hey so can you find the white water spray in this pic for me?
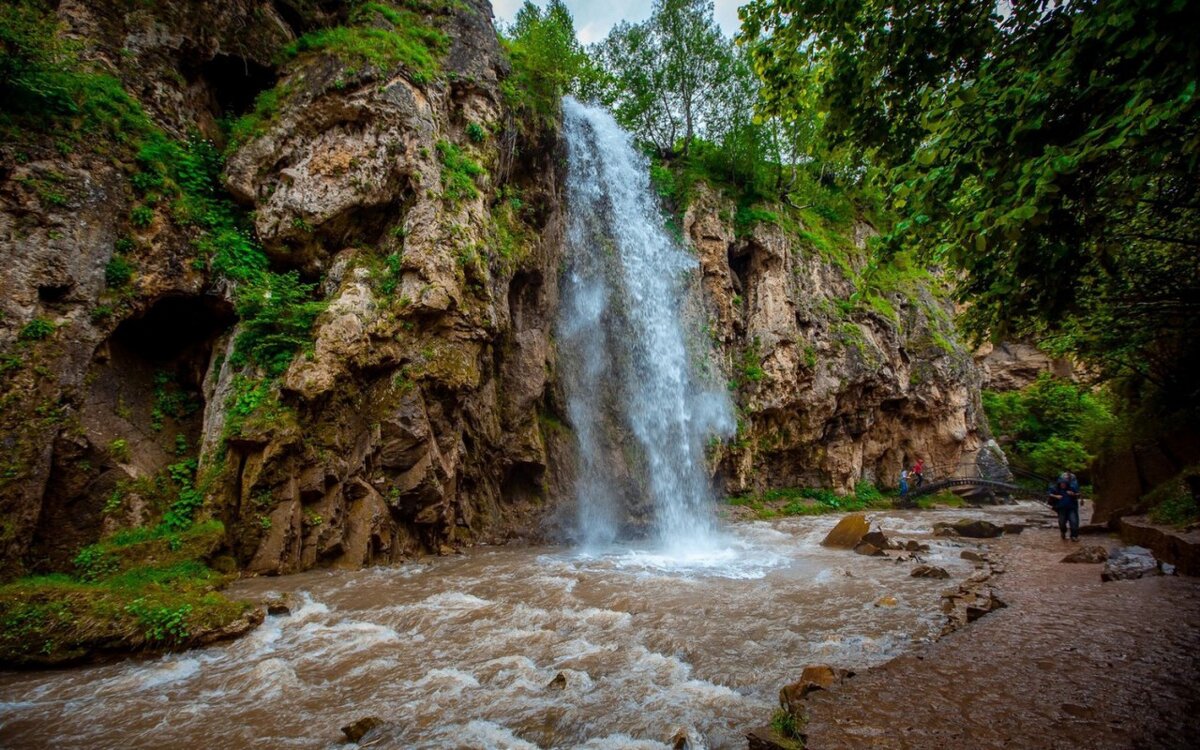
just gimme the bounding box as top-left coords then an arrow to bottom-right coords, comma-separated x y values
558,97 -> 734,554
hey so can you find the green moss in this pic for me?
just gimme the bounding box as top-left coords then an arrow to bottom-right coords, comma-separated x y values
283,3 -> 448,83
0,520 -> 245,666
436,140 -> 484,204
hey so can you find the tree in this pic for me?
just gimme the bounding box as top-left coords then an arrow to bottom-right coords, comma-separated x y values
593,0 -> 733,156
742,0 -> 1200,418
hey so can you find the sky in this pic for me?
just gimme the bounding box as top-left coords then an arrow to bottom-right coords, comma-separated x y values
490,0 -> 746,44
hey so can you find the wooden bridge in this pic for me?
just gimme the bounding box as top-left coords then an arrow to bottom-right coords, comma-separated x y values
908,476 -> 1045,501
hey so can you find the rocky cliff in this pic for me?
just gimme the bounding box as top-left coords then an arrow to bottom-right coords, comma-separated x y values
0,0 -> 569,578
683,185 -> 1004,495
0,0 -> 1000,584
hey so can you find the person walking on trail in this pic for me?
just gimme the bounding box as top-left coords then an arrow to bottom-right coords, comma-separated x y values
1048,474 -> 1081,541
899,468 -> 910,500
911,458 -> 925,488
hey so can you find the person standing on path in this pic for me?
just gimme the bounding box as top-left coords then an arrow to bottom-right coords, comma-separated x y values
1048,475 -> 1081,541
911,458 -> 925,488
899,468 -> 909,500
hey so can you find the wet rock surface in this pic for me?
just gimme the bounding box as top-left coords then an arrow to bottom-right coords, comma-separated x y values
934,519 -> 1005,538
1102,546 -> 1162,582
821,513 -> 870,548
803,523 -> 1200,749
1062,545 -> 1110,564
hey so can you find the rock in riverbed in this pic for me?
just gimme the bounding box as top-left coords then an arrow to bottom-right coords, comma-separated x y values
822,513 -> 870,548
1102,546 -> 1160,581
341,717 -> 384,743
1062,546 -> 1109,564
934,519 -> 1005,538
912,565 -> 951,579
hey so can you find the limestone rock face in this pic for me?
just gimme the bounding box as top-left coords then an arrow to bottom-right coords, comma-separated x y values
973,341 -> 1075,391
684,185 -> 1001,496
0,0 -> 570,576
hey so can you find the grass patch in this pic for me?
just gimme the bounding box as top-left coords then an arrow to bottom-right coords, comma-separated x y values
282,3 -> 448,84
0,520 -> 249,667
915,492 -> 967,509
728,483 -> 894,518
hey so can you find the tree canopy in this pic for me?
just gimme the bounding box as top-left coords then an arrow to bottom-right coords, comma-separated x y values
742,0 -> 1200,419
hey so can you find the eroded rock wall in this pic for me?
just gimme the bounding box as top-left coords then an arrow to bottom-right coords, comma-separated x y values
684,185 -> 1003,495
0,0 -> 569,577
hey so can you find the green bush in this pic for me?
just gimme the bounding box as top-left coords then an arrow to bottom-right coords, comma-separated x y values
104,255 -> 133,287
18,318 -> 55,340
983,373 -> 1114,479
231,271 -> 325,376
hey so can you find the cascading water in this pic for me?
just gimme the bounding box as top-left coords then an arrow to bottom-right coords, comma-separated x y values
558,97 -> 734,554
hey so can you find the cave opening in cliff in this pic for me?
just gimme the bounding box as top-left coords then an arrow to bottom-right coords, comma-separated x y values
199,54 -> 278,117
27,295 -> 237,571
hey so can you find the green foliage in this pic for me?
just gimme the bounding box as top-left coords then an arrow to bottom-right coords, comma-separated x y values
731,484 -> 893,517
107,438 -> 129,462
1145,472 -> 1200,527
983,374 -> 1115,478
18,318 -> 55,341
72,545 -> 119,582
104,255 -> 133,288
150,370 -> 200,431
466,122 -> 486,143
0,521 -> 242,665
230,272 -> 324,376
916,492 -> 967,510
745,0 -> 1200,432
124,599 -> 192,643
161,459 -> 203,531
283,3 -> 448,83
500,0 -> 603,127
771,708 -> 805,743
436,140 -> 484,204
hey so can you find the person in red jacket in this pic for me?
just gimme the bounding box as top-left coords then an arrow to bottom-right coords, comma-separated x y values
911,458 -> 925,488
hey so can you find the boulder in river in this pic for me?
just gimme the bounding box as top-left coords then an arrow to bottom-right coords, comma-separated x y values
341,717 -> 384,743
860,530 -> 897,550
670,728 -> 692,750
966,590 -> 1008,622
821,513 -> 870,548
933,519 -> 1005,538
1102,546 -> 1161,581
547,672 -> 567,690
911,564 -> 951,579
905,540 -> 930,552
961,549 -> 987,563
875,595 -> 899,607
779,665 -> 853,713
853,541 -> 886,556
1062,545 -> 1109,564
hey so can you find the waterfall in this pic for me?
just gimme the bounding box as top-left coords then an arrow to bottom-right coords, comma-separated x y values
558,96 -> 734,553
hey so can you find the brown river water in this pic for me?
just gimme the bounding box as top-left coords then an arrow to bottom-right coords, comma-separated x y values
1,505 -> 1051,749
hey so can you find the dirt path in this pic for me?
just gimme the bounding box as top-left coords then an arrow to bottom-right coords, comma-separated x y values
803,521 -> 1200,749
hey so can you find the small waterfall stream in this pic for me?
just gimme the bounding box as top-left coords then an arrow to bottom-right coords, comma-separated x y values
558,97 -> 733,552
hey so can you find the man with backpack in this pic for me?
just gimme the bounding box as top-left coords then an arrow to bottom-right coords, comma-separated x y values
1048,473 -> 1081,541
